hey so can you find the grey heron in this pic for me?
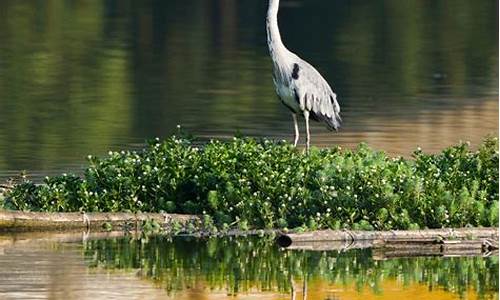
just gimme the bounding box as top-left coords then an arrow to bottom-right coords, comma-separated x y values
267,0 -> 341,151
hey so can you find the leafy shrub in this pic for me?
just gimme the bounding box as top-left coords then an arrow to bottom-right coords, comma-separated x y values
2,135 -> 498,230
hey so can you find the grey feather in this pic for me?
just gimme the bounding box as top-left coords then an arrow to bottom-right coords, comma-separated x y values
267,0 -> 341,132
291,59 -> 341,131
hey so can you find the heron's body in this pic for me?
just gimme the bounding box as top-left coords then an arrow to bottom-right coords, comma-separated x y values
267,0 -> 341,150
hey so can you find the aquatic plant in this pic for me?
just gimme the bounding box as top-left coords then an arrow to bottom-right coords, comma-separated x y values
2,135 -> 498,230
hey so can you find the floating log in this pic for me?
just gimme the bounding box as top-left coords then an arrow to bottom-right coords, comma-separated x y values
276,228 -> 499,248
285,240 -> 373,251
371,238 -> 493,259
0,211 -> 199,232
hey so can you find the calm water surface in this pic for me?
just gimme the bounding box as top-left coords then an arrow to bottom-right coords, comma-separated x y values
0,233 -> 497,300
0,0 -> 498,180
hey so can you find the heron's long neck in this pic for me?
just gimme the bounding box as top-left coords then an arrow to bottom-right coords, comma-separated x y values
267,0 -> 287,61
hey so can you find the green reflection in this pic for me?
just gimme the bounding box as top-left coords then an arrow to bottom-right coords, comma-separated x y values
83,236 -> 498,299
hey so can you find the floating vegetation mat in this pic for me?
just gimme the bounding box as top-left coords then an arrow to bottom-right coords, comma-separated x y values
1,135 -> 498,231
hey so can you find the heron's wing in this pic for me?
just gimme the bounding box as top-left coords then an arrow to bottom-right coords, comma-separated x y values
290,61 -> 341,131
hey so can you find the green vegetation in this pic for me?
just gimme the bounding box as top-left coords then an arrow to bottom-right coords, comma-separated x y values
85,235 -> 499,298
2,135 -> 498,231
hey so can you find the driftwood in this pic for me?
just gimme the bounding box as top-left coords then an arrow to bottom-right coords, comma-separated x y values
277,228 -> 499,248
277,228 -> 499,259
0,211 -> 199,232
285,240 -> 373,251
370,238 -> 498,260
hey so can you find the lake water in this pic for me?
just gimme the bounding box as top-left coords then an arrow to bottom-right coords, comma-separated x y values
0,2 -> 497,298
0,0 -> 498,181
0,232 -> 498,300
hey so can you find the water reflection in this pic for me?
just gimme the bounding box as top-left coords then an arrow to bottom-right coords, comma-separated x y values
83,235 -> 499,299
0,233 -> 497,299
0,0 -> 497,179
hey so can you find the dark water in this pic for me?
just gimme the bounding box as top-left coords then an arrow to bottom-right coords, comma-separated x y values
0,233 -> 497,299
0,0 -> 497,180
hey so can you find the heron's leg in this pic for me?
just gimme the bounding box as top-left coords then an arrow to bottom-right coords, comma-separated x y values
303,110 -> 310,152
292,113 -> 299,147
303,279 -> 308,300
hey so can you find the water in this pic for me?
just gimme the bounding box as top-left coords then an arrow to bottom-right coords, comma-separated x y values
0,0 -> 497,180
0,232 -> 497,300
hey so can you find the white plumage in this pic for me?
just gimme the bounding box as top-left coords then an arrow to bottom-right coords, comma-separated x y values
267,0 -> 341,150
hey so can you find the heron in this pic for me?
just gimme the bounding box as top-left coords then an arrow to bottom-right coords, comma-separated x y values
267,0 -> 341,151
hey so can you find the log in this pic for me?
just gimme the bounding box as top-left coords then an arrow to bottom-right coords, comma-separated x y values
0,211 -> 200,232
285,240 -> 373,251
276,228 -> 499,248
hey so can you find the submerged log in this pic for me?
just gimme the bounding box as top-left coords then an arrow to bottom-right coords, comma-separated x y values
0,211 -> 199,232
277,228 -> 499,248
